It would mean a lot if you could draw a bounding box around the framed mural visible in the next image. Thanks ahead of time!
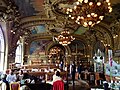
[28,40,52,64]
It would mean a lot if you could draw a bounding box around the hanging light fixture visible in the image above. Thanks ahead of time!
[48,46,61,58]
[49,46,61,55]
[55,29,75,46]
[66,0,112,27]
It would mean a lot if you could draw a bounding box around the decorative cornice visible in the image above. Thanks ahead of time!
[19,16,56,28]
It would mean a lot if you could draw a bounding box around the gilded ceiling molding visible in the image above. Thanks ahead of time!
[20,16,56,24]
[44,0,77,27]
[0,0,20,22]
[99,22,110,30]
[51,0,67,16]
[30,35,52,42]
[20,16,56,29]
[93,24,114,49]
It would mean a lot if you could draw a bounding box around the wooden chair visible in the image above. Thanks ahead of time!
[53,80,64,90]
[10,82,20,90]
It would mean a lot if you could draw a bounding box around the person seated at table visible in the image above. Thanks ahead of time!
[47,71,62,85]
[53,71,62,82]
[16,70,24,81]
[20,73,31,84]
[6,70,17,83]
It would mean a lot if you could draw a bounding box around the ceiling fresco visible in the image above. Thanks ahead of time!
[11,0,120,22]
[13,0,45,17]
[30,24,46,34]
[74,26,89,35]
[13,0,36,17]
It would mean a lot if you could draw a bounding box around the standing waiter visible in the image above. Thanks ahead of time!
[71,61,76,89]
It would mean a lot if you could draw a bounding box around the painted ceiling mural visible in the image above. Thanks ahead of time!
[13,0,36,17]
[13,0,45,17]
[74,26,89,35]
[30,24,46,34]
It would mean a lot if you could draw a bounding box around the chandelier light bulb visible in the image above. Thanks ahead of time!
[99,16,104,20]
[71,17,74,19]
[108,7,112,12]
[68,42,71,44]
[76,2,80,5]
[91,13,95,16]
[96,21,100,24]
[69,15,71,17]
[69,9,73,12]
[75,20,78,23]
[78,0,83,3]
[88,21,92,25]
[80,16,84,19]
[77,22,80,24]
[89,2,93,6]
[77,17,80,21]
[106,0,110,3]
[84,22,87,25]
[87,14,91,17]
[108,3,111,6]
[78,16,81,19]
[59,42,62,44]
[97,2,101,6]
[67,8,70,11]
[83,22,88,27]
[66,12,69,14]
[94,14,97,17]
[84,0,88,3]
[74,6,77,9]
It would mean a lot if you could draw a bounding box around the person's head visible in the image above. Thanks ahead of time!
[56,71,60,77]
[5,69,10,75]
[72,61,75,65]
[19,70,23,75]
[10,70,14,75]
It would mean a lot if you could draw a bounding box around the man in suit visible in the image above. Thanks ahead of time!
[71,61,76,88]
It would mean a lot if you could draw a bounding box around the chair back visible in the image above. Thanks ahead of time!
[10,82,20,90]
[53,80,64,90]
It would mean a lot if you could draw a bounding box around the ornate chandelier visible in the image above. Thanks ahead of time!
[55,30,75,46]
[66,0,112,27]
[48,46,61,59]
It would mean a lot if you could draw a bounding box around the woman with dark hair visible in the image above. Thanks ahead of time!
[17,70,24,81]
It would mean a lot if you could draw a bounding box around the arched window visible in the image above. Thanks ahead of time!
[0,25,5,71]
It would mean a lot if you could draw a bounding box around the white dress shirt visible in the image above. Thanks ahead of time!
[6,74,17,83]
